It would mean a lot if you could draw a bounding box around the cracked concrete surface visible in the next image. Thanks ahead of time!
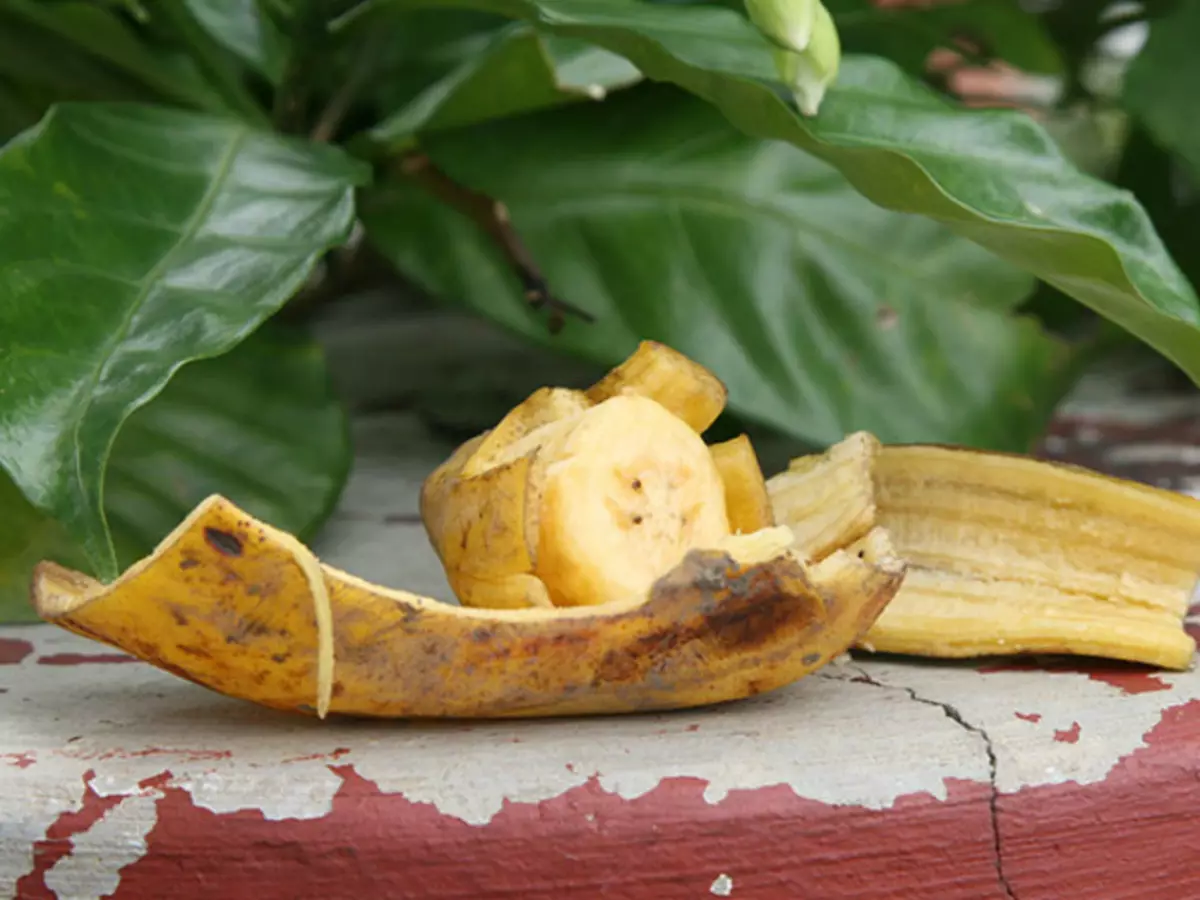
[823,664,1017,900]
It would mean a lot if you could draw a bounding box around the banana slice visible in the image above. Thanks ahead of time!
[710,434,776,534]
[462,386,592,478]
[586,340,727,433]
[537,394,730,607]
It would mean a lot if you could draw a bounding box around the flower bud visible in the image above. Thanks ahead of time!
[744,0,816,54]
[749,0,840,116]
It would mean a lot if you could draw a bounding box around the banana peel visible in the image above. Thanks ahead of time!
[31,498,903,718]
[769,434,1200,670]
[30,342,906,719]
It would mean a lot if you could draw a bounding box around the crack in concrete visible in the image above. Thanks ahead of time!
[819,664,1017,900]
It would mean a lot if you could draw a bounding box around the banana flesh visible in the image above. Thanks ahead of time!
[710,434,776,535]
[31,497,904,718]
[423,341,799,613]
[535,395,730,607]
[586,340,727,433]
[769,435,1200,669]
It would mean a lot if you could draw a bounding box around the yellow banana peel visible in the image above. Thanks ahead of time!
[32,497,903,719]
[770,434,1200,670]
[31,342,904,718]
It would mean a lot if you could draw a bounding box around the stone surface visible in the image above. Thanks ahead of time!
[4,361,1200,899]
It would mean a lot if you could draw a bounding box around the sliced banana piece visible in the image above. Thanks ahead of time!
[586,340,727,434]
[710,434,776,534]
[537,394,730,607]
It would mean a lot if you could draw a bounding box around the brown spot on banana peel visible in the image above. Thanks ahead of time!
[30,496,905,719]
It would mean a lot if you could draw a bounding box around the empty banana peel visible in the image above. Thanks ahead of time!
[30,342,906,718]
[770,434,1200,670]
[32,500,902,718]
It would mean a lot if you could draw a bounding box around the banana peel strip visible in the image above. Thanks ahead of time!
[769,434,1200,670]
[32,495,905,718]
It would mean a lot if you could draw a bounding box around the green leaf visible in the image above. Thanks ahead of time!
[0,103,367,581]
[364,87,1073,450]
[378,0,1200,389]
[181,0,289,84]
[0,11,159,104]
[1,0,222,109]
[1123,0,1200,182]
[369,22,640,145]
[829,0,1063,77]
[104,326,350,568]
[0,327,350,623]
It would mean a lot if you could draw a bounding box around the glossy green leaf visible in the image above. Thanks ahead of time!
[828,0,1062,77]
[104,326,350,568]
[181,0,289,84]
[370,22,640,145]
[364,87,1073,449]
[0,327,350,623]
[1123,1,1200,182]
[380,0,1200,387]
[0,103,367,580]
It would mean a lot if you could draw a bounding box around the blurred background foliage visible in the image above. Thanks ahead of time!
[2,0,1200,620]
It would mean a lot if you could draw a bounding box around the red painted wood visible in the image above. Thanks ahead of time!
[16,771,122,900]
[0,637,33,665]
[1000,700,1200,900]
[112,773,1002,900]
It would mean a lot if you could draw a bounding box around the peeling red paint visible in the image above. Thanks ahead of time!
[0,636,33,665]
[61,747,232,763]
[138,771,174,791]
[1087,671,1172,695]
[686,724,700,732]
[281,748,352,764]
[3,751,35,768]
[113,769,998,899]
[16,770,124,899]
[37,652,138,666]
[1000,700,1200,898]
[1053,722,1081,744]
[978,658,1172,695]
[1014,712,1041,723]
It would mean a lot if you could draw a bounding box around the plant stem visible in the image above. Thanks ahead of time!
[311,30,384,142]
[398,153,596,334]
[272,1,330,134]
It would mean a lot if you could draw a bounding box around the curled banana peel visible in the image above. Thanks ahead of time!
[31,501,902,718]
[769,434,1200,670]
[31,341,906,718]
